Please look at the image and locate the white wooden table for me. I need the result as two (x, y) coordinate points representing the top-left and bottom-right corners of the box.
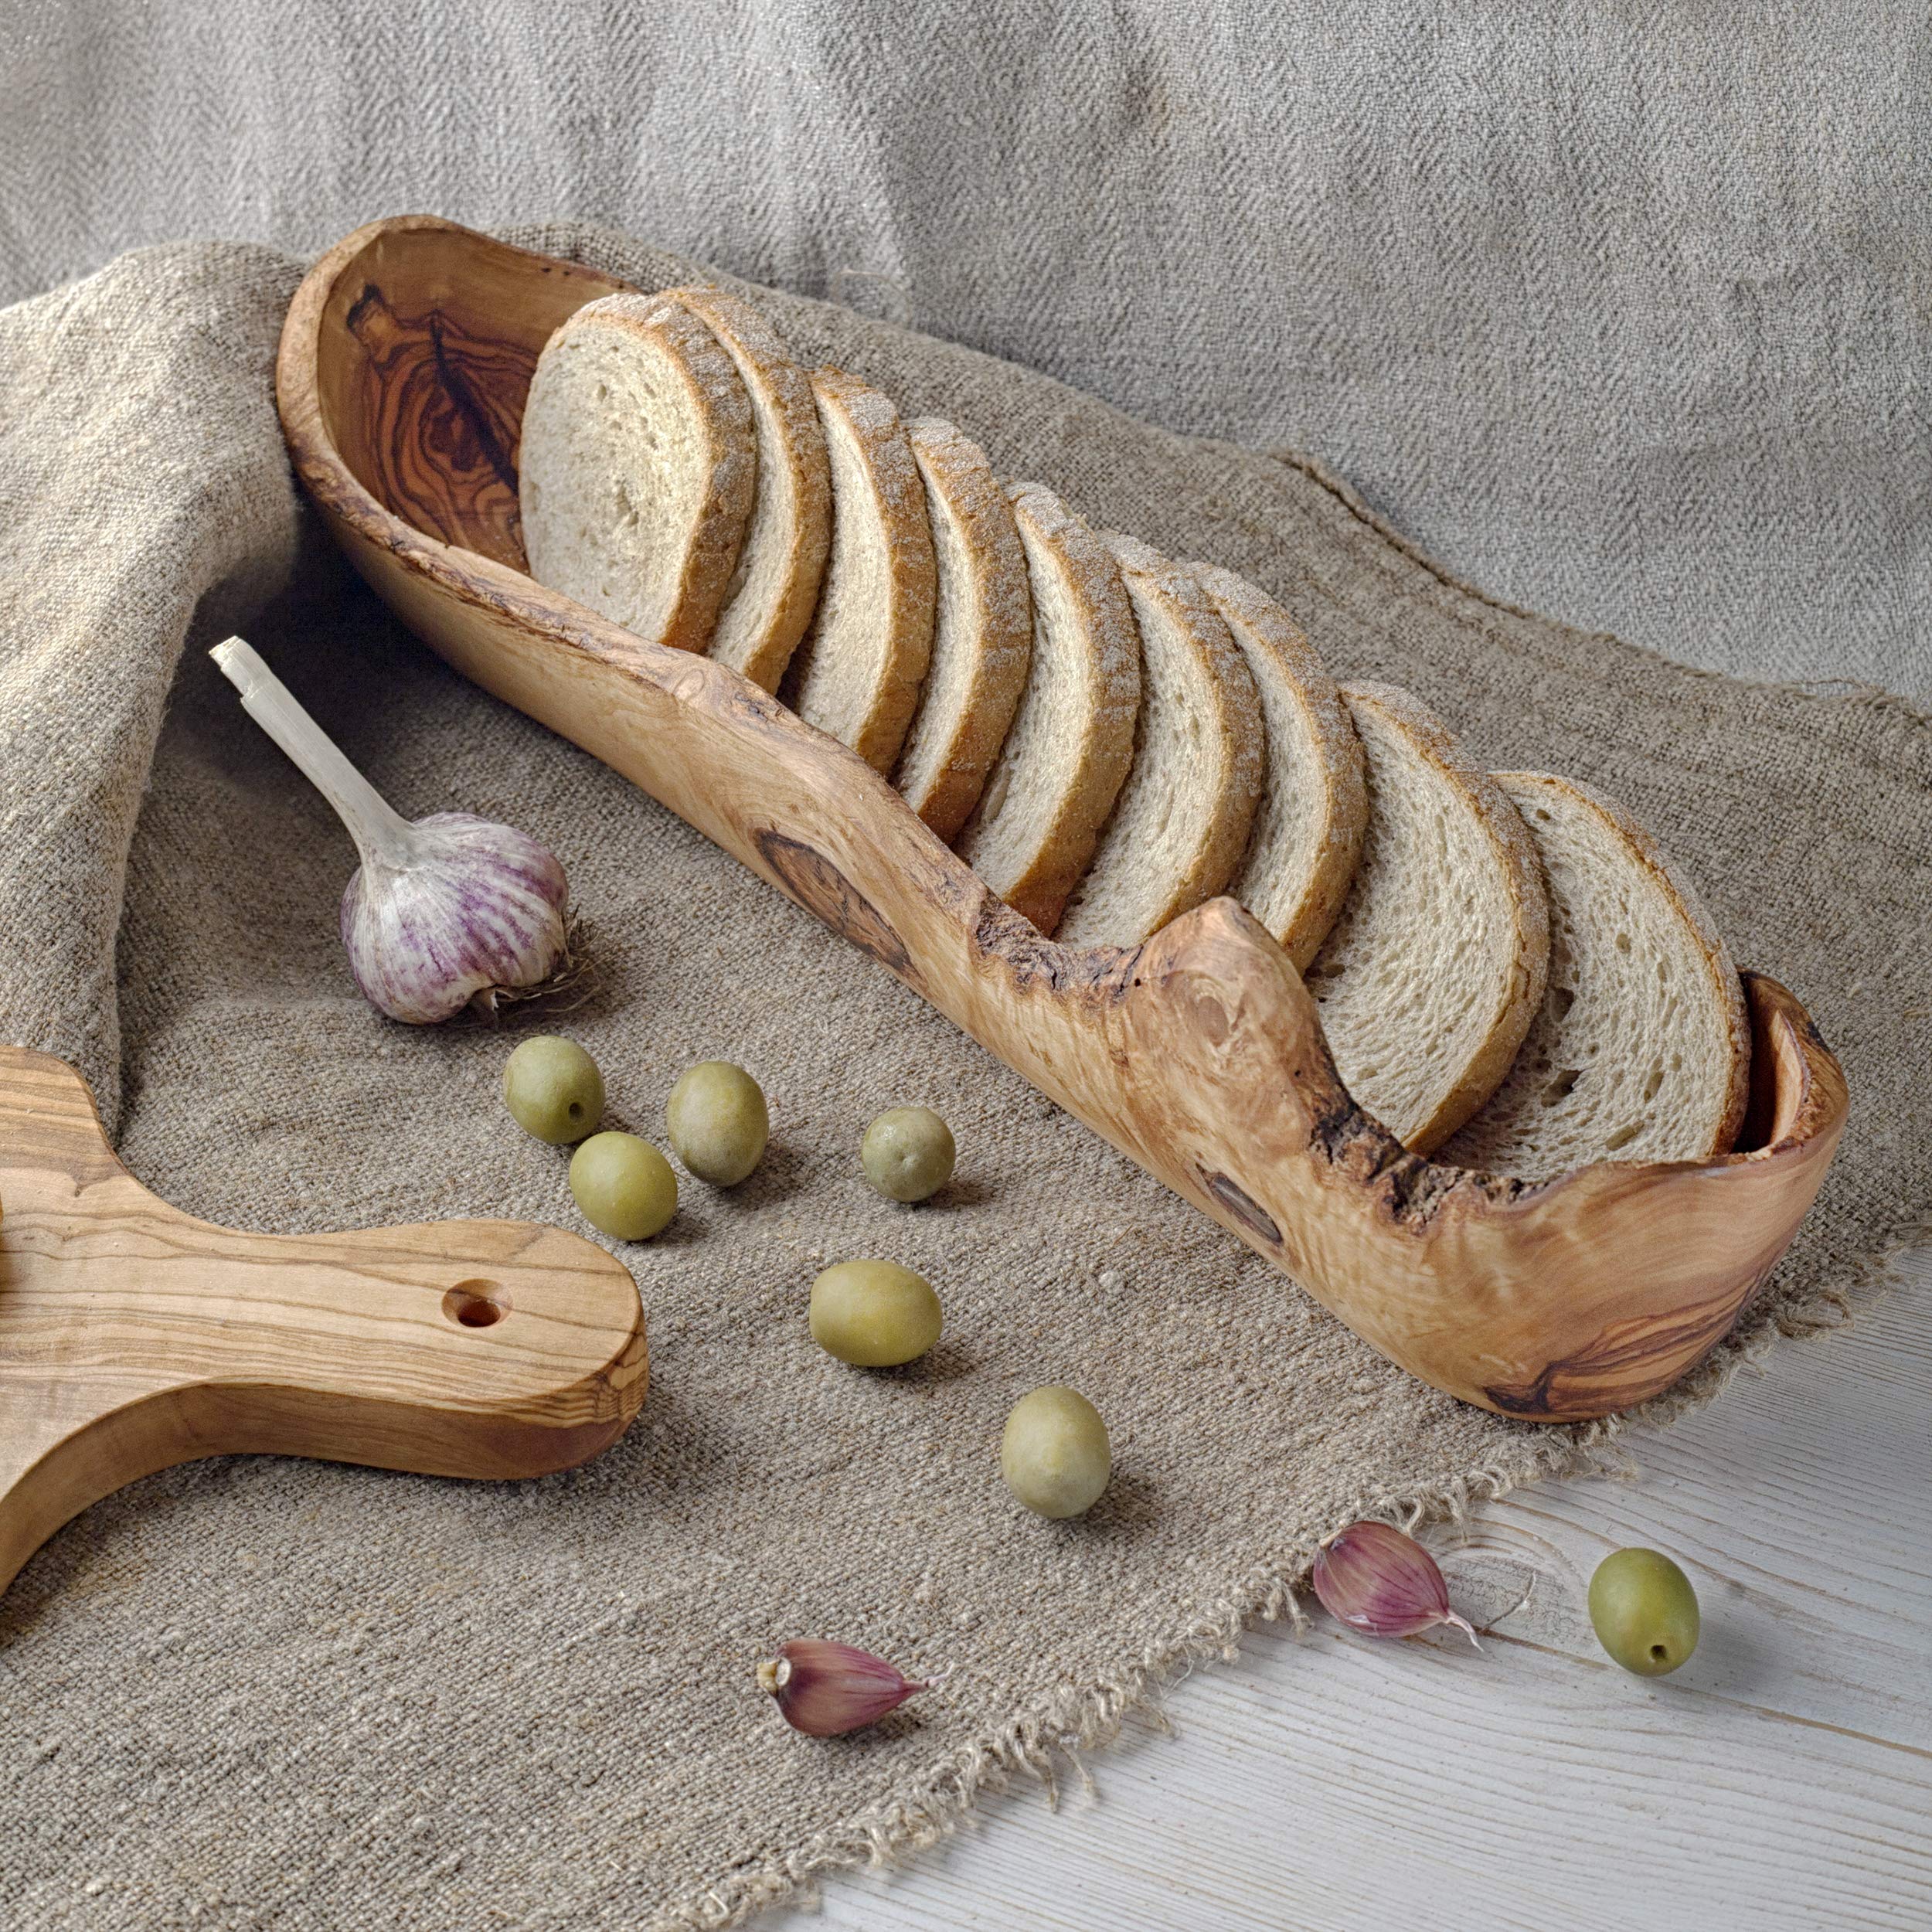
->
(770, 1252), (1932, 1930)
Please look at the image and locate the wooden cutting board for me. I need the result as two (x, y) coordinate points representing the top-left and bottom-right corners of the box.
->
(0, 1046), (648, 1600)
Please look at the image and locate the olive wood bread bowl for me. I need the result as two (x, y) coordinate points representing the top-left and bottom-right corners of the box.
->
(274, 216), (1849, 1423)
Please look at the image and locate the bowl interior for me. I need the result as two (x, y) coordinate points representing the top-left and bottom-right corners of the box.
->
(312, 223), (625, 569)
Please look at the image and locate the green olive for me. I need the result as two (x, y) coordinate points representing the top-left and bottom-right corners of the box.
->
(569, 1131), (677, 1240)
(666, 1060), (769, 1185)
(1588, 1547), (1699, 1676)
(860, 1107), (956, 1202)
(503, 1035), (605, 1145)
(808, 1260), (942, 1367)
(1001, 1386), (1111, 1519)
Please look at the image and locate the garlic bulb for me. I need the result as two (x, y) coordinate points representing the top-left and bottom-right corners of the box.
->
(211, 638), (573, 1023)
(757, 1641), (936, 1736)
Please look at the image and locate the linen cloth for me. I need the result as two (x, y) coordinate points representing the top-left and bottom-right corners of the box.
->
(0, 219), (1927, 1930)
(2, 1), (1928, 696)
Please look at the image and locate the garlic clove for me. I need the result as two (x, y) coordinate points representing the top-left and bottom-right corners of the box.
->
(1311, 1520), (1481, 1648)
(757, 1640), (935, 1736)
(212, 638), (574, 1026)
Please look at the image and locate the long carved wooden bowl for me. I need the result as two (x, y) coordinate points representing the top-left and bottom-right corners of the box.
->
(0, 1046), (648, 1600)
(273, 215), (1849, 1423)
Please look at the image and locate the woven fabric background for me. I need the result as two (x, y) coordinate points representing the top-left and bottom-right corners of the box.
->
(0, 219), (1927, 1929)
(2, 2), (1928, 696)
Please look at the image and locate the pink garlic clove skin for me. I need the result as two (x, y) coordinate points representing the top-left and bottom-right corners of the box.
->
(1311, 1520), (1481, 1648)
(341, 813), (570, 1023)
(757, 1640), (934, 1736)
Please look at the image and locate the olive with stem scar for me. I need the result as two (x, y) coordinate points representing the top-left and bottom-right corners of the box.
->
(504, 1036), (604, 1145)
(1589, 1548), (1699, 1676)
(861, 1107), (955, 1202)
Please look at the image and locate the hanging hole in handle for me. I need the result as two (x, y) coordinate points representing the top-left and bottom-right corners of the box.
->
(443, 1280), (510, 1328)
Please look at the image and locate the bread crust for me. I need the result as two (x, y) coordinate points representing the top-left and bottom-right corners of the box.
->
(893, 418), (1034, 842)
(1447, 770), (1752, 1170)
(1189, 561), (1368, 971)
(520, 292), (755, 654)
(780, 366), (937, 774)
(1053, 536), (1265, 944)
(656, 286), (832, 692)
(954, 483), (1141, 934)
(1316, 682), (1551, 1152)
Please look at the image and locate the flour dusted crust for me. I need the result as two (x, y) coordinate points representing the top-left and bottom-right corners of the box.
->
(1189, 561), (1368, 971)
(953, 482), (1141, 935)
(1053, 536), (1265, 946)
(778, 366), (937, 774)
(1440, 770), (1751, 1178)
(892, 417), (1035, 842)
(655, 286), (832, 692)
(519, 292), (754, 653)
(1304, 682), (1550, 1152)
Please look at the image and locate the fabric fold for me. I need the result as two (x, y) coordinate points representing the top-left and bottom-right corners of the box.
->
(0, 242), (305, 1126)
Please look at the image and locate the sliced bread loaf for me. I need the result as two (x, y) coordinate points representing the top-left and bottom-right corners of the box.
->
(1304, 683), (1550, 1152)
(1054, 537), (1266, 946)
(655, 286), (832, 692)
(1189, 562), (1368, 971)
(954, 484), (1142, 934)
(778, 367), (937, 773)
(1439, 773), (1750, 1178)
(892, 418), (1035, 842)
(519, 293), (754, 651)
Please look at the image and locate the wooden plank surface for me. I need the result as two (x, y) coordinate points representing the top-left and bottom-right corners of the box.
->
(769, 1250), (1932, 1930)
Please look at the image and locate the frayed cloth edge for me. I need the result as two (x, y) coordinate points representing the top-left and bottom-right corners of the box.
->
(643, 1202), (1926, 1932)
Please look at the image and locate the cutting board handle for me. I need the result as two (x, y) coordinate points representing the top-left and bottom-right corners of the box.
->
(0, 1047), (647, 1600)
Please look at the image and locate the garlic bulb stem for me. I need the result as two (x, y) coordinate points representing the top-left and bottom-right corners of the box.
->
(211, 634), (575, 1024)
(209, 637), (414, 867)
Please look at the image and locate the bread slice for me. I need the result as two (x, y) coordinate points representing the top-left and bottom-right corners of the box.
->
(519, 293), (754, 652)
(1054, 538), (1265, 946)
(1439, 773), (1750, 1178)
(654, 287), (832, 692)
(1304, 684), (1549, 1152)
(954, 485), (1141, 934)
(1189, 562), (1368, 971)
(777, 368), (937, 773)
(891, 419), (1035, 842)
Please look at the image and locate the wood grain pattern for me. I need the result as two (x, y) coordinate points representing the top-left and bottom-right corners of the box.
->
(0, 1046), (648, 1599)
(272, 215), (1849, 1422)
(342, 286), (536, 563)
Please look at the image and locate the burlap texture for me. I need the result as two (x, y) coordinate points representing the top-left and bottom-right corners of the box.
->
(1, 224), (1927, 1930)
(6, 3), (1930, 696)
